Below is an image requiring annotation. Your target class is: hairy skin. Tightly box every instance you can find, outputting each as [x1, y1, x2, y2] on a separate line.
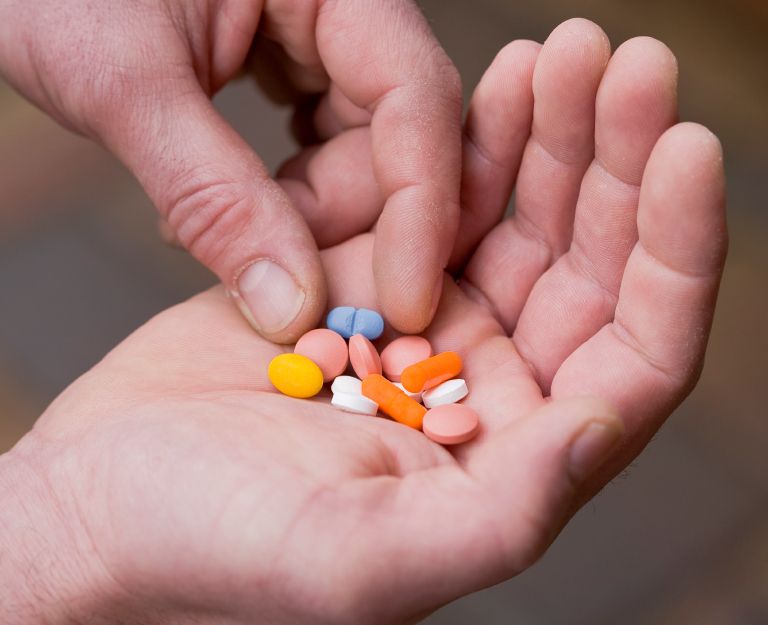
[0, 0, 463, 339]
[0, 17, 726, 625]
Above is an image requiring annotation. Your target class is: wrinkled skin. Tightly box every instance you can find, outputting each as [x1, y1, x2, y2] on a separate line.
[1, 18, 726, 625]
[0, 0, 465, 338]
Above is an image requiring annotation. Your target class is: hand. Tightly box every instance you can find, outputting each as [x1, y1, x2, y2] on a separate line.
[0, 0, 462, 340]
[0, 18, 726, 625]
[457, 18, 727, 488]
[0, 234, 623, 625]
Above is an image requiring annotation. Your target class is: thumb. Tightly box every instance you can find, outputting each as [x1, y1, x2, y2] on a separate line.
[466, 396, 624, 573]
[335, 397, 624, 622]
[99, 77, 326, 343]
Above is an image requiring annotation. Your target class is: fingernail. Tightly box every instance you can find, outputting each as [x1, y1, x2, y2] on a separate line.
[568, 420, 623, 483]
[235, 260, 305, 334]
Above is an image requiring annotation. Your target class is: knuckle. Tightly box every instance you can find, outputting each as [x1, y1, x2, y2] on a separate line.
[164, 174, 254, 267]
[407, 43, 462, 116]
[428, 46, 462, 98]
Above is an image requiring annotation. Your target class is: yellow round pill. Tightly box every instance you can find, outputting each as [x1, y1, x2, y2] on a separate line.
[268, 353, 324, 398]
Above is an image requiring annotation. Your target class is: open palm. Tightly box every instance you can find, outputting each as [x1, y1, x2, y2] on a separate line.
[13, 19, 725, 625]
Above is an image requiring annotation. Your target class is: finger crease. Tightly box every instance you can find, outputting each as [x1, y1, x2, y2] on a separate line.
[531, 133, 593, 168]
[639, 240, 721, 281]
[594, 155, 642, 190]
[610, 316, 681, 386]
[458, 274, 507, 331]
[566, 241, 621, 301]
[513, 210, 557, 264]
[464, 127, 504, 173]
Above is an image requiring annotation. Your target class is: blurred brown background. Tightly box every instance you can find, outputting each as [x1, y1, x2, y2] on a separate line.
[1, 0, 766, 623]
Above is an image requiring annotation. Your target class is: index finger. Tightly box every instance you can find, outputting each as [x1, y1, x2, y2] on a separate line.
[316, 0, 463, 333]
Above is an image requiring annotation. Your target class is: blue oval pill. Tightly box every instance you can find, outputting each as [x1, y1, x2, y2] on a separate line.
[326, 306, 356, 338]
[352, 308, 384, 340]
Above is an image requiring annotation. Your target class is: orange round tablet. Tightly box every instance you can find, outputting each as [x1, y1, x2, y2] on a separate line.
[380, 336, 432, 382]
[294, 329, 348, 382]
[349, 334, 382, 379]
[423, 404, 479, 445]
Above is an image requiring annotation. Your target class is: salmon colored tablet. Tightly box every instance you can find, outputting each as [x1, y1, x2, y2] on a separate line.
[422, 404, 479, 445]
[380, 336, 432, 382]
[349, 334, 382, 379]
[294, 329, 349, 382]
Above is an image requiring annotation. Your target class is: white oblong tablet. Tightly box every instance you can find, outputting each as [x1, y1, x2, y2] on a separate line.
[331, 375, 362, 395]
[331, 392, 378, 415]
[422, 378, 468, 409]
[393, 382, 422, 403]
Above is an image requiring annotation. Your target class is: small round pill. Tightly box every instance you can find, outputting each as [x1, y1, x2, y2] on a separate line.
[331, 375, 363, 395]
[380, 336, 433, 382]
[349, 334, 382, 379]
[326, 306, 356, 338]
[294, 329, 348, 382]
[422, 378, 468, 409]
[351, 308, 385, 340]
[268, 353, 324, 399]
[331, 392, 378, 416]
[423, 404, 479, 445]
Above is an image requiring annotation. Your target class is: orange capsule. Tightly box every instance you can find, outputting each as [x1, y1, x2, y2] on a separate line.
[362, 374, 426, 430]
[400, 351, 462, 394]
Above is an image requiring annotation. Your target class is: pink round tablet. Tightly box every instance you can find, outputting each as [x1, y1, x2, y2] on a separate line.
[423, 404, 479, 445]
[380, 336, 432, 382]
[349, 334, 382, 379]
[294, 329, 348, 382]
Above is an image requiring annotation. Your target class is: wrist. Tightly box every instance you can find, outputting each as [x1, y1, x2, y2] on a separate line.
[0, 437, 111, 624]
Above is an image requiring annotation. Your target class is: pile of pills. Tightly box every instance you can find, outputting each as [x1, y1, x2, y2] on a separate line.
[267, 306, 479, 446]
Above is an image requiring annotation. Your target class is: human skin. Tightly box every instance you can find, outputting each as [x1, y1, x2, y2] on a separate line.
[0, 19, 726, 625]
[0, 0, 463, 341]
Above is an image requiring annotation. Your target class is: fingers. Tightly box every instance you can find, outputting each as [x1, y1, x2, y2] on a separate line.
[450, 40, 540, 266]
[100, 75, 326, 344]
[289, 85, 372, 146]
[277, 127, 383, 248]
[465, 396, 622, 570]
[513, 36, 679, 391]
[519, 17, 609, 250]
[551, 122, 726, 479]
[463, 19, 610, 332]
[371, 397, 621, 617]
[247, 2, 329, 102]
[316, 0, 463, 333]
[311, 84, 372, 141]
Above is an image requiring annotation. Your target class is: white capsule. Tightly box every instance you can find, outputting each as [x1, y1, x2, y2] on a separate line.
[331, 375, 362, 395]
[393, 382, 422, 402]
[422, 378, 468, 409]
[331, 392, 378, 415]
